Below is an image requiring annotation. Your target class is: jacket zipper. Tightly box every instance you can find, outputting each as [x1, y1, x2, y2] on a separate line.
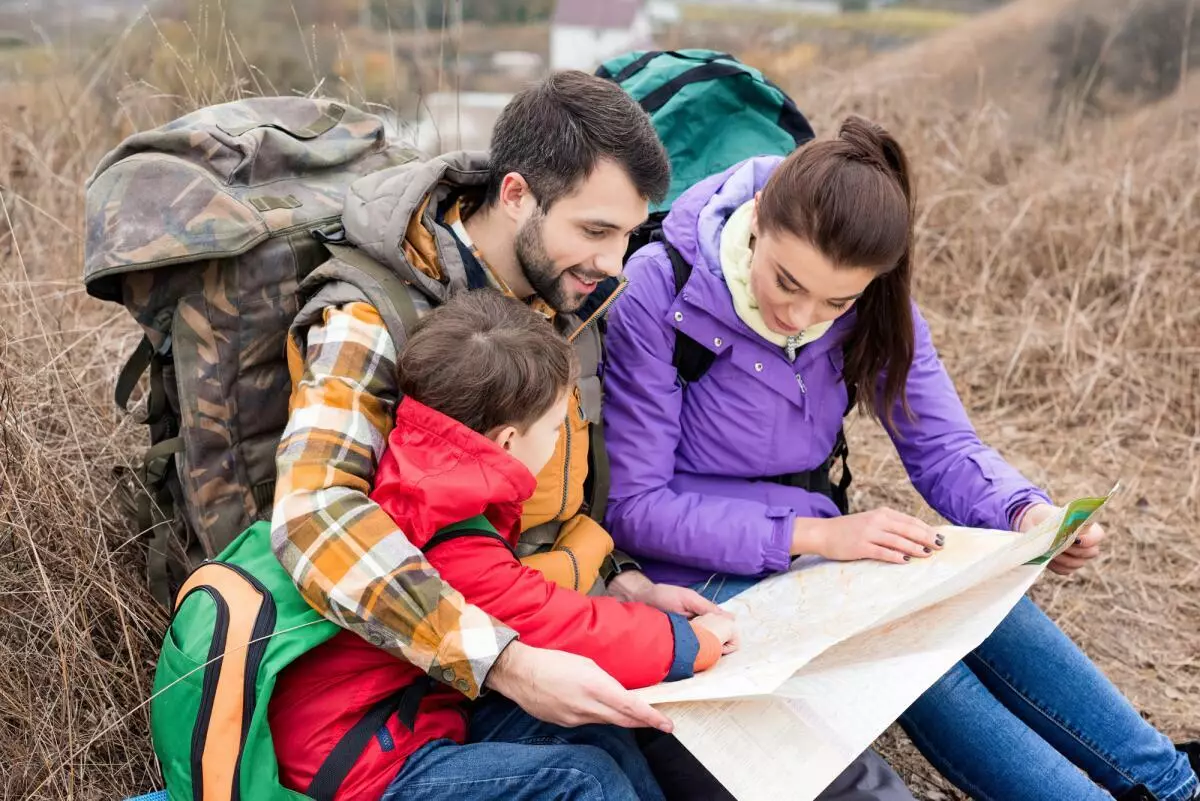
[567, 277, 626, 342]
[554, 278, 627, 519]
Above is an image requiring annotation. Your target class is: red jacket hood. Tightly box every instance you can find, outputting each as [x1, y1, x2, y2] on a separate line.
[369, 396, 537, 546]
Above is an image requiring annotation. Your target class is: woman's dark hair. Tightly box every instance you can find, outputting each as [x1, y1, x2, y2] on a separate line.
[757, 115, 916, 426]
[399, 289, 579, 435]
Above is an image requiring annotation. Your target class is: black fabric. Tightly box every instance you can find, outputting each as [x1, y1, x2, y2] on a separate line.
[638, 61, 758, 115]
[306, 678, 434, 801]
[635, 729, 735, 801]
[776, 92, 817, 147]
[435, 195, 490, 290]
[660, 239, 717, 385]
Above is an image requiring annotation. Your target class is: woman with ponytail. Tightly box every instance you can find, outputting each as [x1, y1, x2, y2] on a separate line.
[601, 117, 1199, 801]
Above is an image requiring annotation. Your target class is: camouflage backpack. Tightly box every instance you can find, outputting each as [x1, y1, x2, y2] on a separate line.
[83, 98, 421, 607]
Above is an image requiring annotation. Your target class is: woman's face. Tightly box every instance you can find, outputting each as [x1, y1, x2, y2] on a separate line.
[748, 215, 879, 336]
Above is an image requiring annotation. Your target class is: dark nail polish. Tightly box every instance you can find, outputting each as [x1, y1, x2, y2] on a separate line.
[935, 536, 945, 546]
[1074, 538, 1083, 546]
[923, 546, 932, 553]
[904, 555, 912, 562]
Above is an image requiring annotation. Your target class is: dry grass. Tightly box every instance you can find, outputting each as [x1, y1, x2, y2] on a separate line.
[1, 6, 1198, 801]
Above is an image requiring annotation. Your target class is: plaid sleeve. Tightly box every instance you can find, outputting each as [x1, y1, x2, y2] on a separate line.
[271, 301, 518, 699]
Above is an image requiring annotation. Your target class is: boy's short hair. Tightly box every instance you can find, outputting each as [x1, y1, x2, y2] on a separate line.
[486, 70, 671, 209]
[399, 289, 579, 434]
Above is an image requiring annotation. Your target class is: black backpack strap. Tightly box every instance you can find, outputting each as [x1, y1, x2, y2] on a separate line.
[651, 231, 717, 386]
[306, 676, 436, 801]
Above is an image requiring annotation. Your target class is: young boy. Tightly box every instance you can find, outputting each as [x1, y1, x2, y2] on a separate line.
[270, 289, 737, 801]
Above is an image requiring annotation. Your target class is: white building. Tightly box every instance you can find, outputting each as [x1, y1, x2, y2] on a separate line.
[550, 0, 653, 73]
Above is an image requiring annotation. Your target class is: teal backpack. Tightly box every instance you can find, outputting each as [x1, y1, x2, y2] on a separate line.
[596, 49, 814, 215]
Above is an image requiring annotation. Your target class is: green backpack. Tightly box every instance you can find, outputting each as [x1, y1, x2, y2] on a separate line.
[151, 521, 336, 801]
[151, 516, 497, 801]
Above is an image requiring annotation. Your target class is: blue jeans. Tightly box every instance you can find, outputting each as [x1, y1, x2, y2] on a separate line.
[381, 694, 665, 801]
[693, 574, 1198, 801]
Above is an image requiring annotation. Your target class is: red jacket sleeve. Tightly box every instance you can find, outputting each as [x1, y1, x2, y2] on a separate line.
[426, 535, 697, 688]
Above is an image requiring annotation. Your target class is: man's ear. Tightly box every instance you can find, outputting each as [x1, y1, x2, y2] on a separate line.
[498, 172, 534, 223]
[486, 424, 519, 452]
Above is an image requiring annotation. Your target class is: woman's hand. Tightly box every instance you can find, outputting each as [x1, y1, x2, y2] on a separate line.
[792, 508, 944, 564]
[1017, 503, 1107, 576]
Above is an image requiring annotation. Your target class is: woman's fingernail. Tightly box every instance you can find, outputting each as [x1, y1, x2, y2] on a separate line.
[904, 555, 912, 562]
[935, 537, 945, 547]
[1074, 538, 1083, 546]
[923, 546, 932, 553]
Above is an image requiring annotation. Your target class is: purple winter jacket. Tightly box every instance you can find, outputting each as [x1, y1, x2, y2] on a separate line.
[601, 156, 1053, 587]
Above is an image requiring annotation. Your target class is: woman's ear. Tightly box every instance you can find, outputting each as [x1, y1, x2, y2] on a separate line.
[487, 424, 519, 452]
[751, 192, 761, 237]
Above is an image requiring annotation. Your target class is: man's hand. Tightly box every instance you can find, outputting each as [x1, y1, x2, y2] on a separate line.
[484, 641, 674, 732]
[608, 569, 729, 619]
[1017, 503, 1107, 577]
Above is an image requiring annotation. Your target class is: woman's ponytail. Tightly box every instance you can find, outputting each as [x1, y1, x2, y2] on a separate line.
[757, 115, 917, 427]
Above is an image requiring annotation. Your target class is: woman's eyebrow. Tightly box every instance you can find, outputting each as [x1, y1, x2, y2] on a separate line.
[774, 262, 805, 290]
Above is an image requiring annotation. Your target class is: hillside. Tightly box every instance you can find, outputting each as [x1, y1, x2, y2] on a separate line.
[1, 5, 1198, 800]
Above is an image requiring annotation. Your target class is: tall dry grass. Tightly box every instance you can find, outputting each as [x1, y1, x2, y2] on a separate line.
[1, 5, 1198, 801]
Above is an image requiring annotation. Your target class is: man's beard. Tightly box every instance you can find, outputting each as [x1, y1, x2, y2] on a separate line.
[514, 209, 606, 314]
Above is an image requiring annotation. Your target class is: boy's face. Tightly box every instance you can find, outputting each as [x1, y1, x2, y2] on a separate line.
[501, 392, 570, 476]
[511, 160, 649, 314]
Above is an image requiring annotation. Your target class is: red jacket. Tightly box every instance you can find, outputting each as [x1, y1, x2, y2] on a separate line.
[270, 398, 702, 801]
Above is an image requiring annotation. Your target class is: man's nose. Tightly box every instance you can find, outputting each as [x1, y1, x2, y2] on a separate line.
[593, 241, 626, 279]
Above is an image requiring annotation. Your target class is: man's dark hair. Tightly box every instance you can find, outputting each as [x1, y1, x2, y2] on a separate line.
[486, 70, 670, 209]
[398, 289, 579, 435]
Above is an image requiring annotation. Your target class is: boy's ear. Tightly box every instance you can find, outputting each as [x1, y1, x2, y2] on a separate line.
[487, 424, 519, 452]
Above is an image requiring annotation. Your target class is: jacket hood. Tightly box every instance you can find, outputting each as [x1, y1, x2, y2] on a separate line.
[659, 154, 856, 343]
[369, 396, 536, 546]
[341, 150, 490, 304]
[662, 155, 783, 279]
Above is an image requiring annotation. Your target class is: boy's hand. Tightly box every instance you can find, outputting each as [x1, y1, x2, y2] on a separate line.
[692, 612, 739, 655]
[485, 641, 673, 732]
[609, 569, 728, 618]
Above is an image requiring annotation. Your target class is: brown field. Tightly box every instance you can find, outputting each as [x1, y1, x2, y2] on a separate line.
[1, 1, 1197, 799]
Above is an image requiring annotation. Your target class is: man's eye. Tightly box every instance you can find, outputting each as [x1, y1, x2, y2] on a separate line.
[584, 228, 606, 239]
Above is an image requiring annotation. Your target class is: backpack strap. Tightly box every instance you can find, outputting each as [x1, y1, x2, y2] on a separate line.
[320, 242, 421, 353]
[596, 50, 735, 83]
[305, 677, 436, 801]
[650, 231, 718, 385]
[170, 562, 274, 801]
[421, 514, 507, 552]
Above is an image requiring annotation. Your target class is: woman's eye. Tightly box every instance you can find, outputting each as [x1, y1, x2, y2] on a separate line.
[829, 301, 849, 311]
[774, 276, 798, 294]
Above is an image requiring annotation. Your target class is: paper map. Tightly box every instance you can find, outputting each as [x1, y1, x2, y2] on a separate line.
[635, 487, 1118, 800]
